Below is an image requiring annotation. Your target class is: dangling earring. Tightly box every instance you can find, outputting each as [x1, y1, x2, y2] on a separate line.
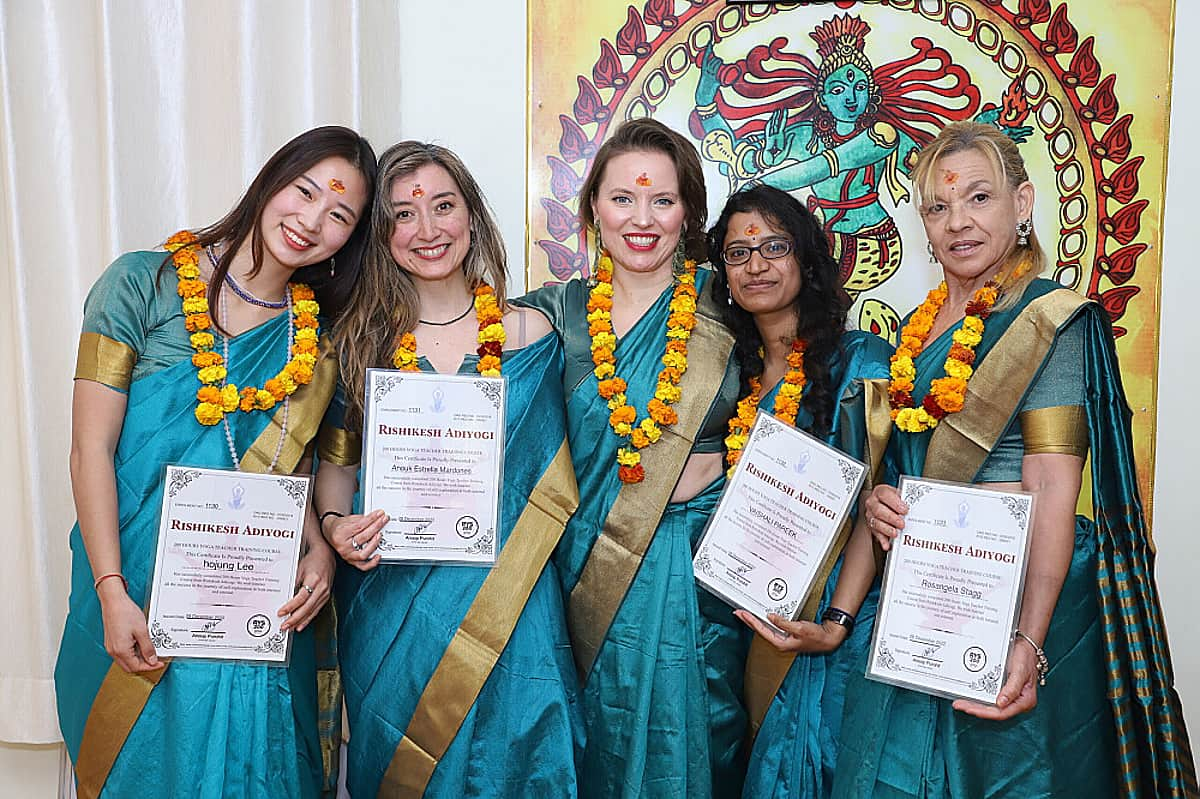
[588, 227, 604, 287]
[726, 287, 734, 307]
[672, 234, 688, 278]
[1016, 219, 1032, 247]
[329, 256, 336, 278]
[927, 242, 937, 264]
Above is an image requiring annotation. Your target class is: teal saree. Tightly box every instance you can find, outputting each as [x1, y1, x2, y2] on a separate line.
[743, 330, 892, 799]
[334, 332, 583, 798]
[832, 279, 1196, 799]
[519, 271, 746, 799]
[55, 251, 334, 798]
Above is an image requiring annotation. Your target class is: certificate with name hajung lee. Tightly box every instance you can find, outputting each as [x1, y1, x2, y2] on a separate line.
[693, 411, 866, 628]
[867, 477, 1034, 704]
[362, 368, 505, 565]
[147, 466, 309, 663]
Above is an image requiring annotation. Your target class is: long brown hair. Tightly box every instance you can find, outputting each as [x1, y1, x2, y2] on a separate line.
[334, 141, 508, 431]
[185, 126, 377, 327]
[911, 121, 1042, 310]
[578, 117, 708, 262]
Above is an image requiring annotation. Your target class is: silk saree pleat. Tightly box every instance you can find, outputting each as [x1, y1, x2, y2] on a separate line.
[58, 313, 334, 799]
[337, 333, 583, 799]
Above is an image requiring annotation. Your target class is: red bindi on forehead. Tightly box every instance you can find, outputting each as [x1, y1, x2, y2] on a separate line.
[745, 224, 760, 236]
[635, 172, 652, 187]
[942, 171, 959, 185]
[411, 184, 424, 198]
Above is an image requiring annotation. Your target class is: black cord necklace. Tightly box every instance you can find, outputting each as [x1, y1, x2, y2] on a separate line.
[418, 302, 474, 326]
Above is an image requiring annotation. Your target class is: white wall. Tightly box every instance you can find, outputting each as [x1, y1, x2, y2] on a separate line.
[3, 1, 1196, 795]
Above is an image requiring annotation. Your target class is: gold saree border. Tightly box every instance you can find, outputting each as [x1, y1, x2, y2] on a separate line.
[566, 284, 735, 678]
[74, 664, 166, 799]
[744, 378, 893, 737]
[379, 439, 579, 797]
[242, 336, 338, 474]
[924, 290, 1087, 481]
[75, 336, 339, 794]
[75, 332, 136, 392]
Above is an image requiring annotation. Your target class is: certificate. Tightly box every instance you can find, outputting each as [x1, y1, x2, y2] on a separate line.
[693, 411, 866, 628]
[867, 476, 1034, 704]
[146, 466, 309, 663]
[361, 368, 505, 565]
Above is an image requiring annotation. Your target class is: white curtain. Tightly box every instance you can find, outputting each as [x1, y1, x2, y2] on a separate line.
[0, 0, 403, 745]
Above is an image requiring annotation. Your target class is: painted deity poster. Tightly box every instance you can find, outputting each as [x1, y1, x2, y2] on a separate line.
[527, 0, 1174, 511]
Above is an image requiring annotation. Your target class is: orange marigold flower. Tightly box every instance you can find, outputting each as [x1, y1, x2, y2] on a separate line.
[631, 429, 650, 449]
[479, 355, 502, 373]
[290, 284, 315, 301]
[265, 378, 287, 401]
[165, 230, 198, 250]
[618, 464, 645, 484]
[592, 346, 614, 365]
[609, 405, 637, 426]
[598, 378, 627, 399]
[296, 312, 319, 329]
[647, 398, 678, 426]
[191, 351, 223, 368]
[197, 386, 222, 404]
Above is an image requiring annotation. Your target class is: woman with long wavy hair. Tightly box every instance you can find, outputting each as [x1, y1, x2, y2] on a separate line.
[314, 141, 582, 797]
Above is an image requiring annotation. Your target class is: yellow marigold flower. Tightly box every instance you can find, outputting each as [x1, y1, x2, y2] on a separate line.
[591, 332, 616, 351]
[586, 308, 611, 324]
[479, 323, 507, 344]
[661, 351, 687, 370]
[952, 328, 982, 348]
[197, 365, 227, 384]
[220, 384, 240, 412]
[669, 296, 697, 314]
[665, 327, 691, 341]
[593, 282, 613, 297]
[616, 448, 641, 467]
[190, 332, 215, 350]
[294, 353, 317, 368]
[278, 372, 297, 393]
[725, 432, 748, 450]
[255, 390, 277, 410]
[176, 263, 200, 279]
[943, 358, 973, 380]
[639, 418, 662, 442]
[593, 362, 615, 380]
[656, 383, 682, 403]
[614, 422, 633, 437]
[195, 402, 223, 426]
[962, 316, 985, 335]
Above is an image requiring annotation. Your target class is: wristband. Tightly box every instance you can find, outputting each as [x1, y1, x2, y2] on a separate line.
[93, 572, 128, 592]
[1014, 629, 1049, 686]
[820, 606, 856, 635]
[318, 510, 345, 532]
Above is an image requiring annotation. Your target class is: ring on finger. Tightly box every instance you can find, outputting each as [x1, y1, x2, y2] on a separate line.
[303, 584, 314, 595]
[352, 538, 363, 551]
[868, 515, 876, 530]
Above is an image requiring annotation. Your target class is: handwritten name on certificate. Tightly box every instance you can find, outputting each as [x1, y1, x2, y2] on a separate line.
[693, 411, 866, 626]
[147, 466, 308, 663]
[362, 369, 505, 565]
[867, 477, 1034, 704]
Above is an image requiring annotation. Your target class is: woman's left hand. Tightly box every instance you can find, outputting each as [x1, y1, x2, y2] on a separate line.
[734, 609, 849, 654]
[951, 637, 1038, 720]
[278, 543, 335, 632]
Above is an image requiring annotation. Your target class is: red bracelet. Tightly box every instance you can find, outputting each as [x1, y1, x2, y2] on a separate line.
[93, 572, 128, 592]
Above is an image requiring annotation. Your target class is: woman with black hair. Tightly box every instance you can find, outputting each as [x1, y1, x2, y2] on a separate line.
[707, 184, 893, 799]
[55, 126, 376, 798]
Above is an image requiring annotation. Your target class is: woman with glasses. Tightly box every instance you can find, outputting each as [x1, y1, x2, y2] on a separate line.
[708, 184, 893, 799]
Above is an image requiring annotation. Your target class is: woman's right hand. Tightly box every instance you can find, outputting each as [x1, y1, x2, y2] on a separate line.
[323, 509, 388, 571]
[98, 584, 160, 672]
[864, 484, 909, 551]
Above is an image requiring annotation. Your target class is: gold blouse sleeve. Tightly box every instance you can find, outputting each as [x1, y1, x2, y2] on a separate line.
[317, 424, 362, 467]
[1020, 404, 1088, 457]
[75, 332, 136, 392]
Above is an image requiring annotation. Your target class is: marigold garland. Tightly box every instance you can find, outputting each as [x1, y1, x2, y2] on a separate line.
[165, 231, 319, 427]
[589, 250, 698, 484]
[724, 340, 807, 475]
[888, 259, 1030, 433]
[391, 283, 505, 376]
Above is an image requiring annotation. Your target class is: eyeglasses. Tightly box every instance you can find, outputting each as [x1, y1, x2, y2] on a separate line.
[722, 238, 793, 266]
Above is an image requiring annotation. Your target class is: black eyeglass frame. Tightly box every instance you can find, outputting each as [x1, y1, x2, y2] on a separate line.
[722, 237, 793, 266]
